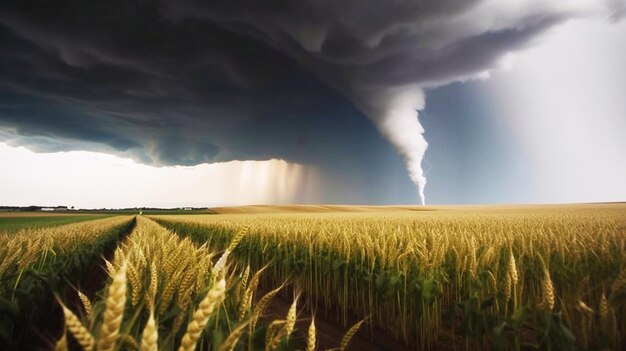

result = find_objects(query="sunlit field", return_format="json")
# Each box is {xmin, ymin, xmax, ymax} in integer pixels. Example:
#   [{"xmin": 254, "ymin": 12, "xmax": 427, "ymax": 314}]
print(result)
[
  {"xmin": 152, "ymin": 204, "xmax": 626, "ymax": 350},
  {"xmin": 1, "ymin": 204, "xmax": 624, "ymax": 350}
]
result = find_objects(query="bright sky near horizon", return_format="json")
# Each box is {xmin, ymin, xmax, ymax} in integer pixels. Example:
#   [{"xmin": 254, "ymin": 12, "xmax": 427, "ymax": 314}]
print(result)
[{"xmin": 0, "ymin": 143, "xmax": 319, "ymax": 208}]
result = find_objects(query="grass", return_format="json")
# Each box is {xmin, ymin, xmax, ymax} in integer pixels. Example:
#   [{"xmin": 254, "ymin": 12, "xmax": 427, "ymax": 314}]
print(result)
[{"xmin": 0, "ymin": 214, "xmax": 111, "ymax": 233}]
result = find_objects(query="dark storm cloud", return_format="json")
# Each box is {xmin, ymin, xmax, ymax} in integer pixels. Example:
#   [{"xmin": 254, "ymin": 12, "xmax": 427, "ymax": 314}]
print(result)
[
  {"xmin": 0, "ymin": 0, "xmax": 334, "ymax": 165},
  {"xmin": 0, "ymin": 0, "xmax": 618, "ymax": 171}
]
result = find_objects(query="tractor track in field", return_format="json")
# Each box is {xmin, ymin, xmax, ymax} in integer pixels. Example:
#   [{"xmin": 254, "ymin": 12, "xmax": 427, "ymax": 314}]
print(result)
[{"xmin": 30, "ymin": 216, "xmax": 137, "ymax": 351}]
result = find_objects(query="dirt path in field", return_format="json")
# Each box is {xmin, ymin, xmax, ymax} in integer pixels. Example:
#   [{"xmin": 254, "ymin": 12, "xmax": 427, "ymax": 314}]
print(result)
[
  {"xmin": 30, "ymin": 217, "xmax": 136, "ymax": 351},
  {"xmin": 77, "ymin": 222, "xmax": 135, "ymax": 299}
]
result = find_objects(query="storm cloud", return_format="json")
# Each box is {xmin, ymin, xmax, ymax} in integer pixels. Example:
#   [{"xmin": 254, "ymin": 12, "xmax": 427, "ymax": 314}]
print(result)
[{"xmin": 0, "ymin": 0, "xmax": 620, "ymax": 201}]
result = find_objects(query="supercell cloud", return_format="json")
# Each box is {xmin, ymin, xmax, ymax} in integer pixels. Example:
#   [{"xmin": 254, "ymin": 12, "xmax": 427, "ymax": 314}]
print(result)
[{"xmin": 0, "ymin": 0, "xmax": 620, "ymax": 203}]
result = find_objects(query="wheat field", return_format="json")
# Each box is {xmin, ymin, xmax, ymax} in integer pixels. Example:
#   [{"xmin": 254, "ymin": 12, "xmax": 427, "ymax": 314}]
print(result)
[
  {"xmin": 152, "ymin": 204, "xmax": 626, "ymax": 349},
  {"xmin": 53, "ymin": 216, "xmax": 358, "ymax": 351},
  {"xmin": 1, "ymin": 204, "xmax": 625, "ymax": 350}
]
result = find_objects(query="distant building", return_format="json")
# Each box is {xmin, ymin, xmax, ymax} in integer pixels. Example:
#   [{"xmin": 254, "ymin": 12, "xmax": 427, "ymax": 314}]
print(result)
[
  {"xmin": 183, "ymin": 207, "xmax": 193, "ymax": 211},
  {"xmin": 41, "ymin": 207, "xmax": 54, "ymax": 211}
]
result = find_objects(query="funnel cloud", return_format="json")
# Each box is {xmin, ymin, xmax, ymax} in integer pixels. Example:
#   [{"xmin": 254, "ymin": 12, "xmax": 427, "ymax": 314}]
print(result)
[{"xmin": 0, "ymin": 0, "xmax": 622, "ymax": 203}]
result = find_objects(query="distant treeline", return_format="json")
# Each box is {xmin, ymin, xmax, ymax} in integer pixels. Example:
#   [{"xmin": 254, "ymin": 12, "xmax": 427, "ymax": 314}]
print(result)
[{"xmin": 0, "ymin": 206, "xmax": 52, "ymax": 211}]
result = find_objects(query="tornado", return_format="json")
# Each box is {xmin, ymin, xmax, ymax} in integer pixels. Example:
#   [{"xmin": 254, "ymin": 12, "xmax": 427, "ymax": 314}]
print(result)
[{"xmin": 355, "ymin": 86, "xmax": 428, "ymax": 205}]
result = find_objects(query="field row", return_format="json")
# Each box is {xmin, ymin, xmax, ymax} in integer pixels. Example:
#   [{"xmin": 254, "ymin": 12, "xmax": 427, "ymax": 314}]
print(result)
[{"xmin": 0, "ymin": 216, "xmax": 135, "ymax": 349}]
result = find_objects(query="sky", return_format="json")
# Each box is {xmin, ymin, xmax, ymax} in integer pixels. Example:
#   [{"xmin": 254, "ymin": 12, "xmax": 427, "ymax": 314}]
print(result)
[
  {"xmin": 0, "ymin": 1, "xmax": 625, "ymax": 208},
  {"xmin": 422, "ymin": 17, "xmax": 626, "ymax": 204}
]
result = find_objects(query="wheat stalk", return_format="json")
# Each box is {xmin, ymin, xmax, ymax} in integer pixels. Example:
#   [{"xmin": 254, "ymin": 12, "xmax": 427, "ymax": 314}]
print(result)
[
  {"xmin": 60, "ymin": 303, "xmax": 94, "ymax": 351},
  {"xmin": 178, "ymin": 277, "xmax": 226, "ymax": 351},
  {"xmin": 54, "ymin": 327, "xmax": 68, "ymax": 351},
  {"xmin": 218, "ymin": 319, "xmax": 251, "ymax": 351},
  {"xmin": 542, "ymin": 269, "xmax": 555, "ymax": 311},
  {"xmin": 77, "ymin": 289, "xmax": 92, "ymax": 318},
  {"xmin": 503, "ymin": 272, "xmax": 512, "ymax": 304},
  {"xmin": 251, "ymin": 285, "xmax": 283, "ymax": 329},
  {"xmin": 127, "ymin": 263, "xmax": 142, "ymax": 307},
  {"xmin": 226, "ymin": 224, "xmax": 251, "ymax": 252},
  {"xmin": 307, "ymin": 318, "xmax": 316, "ymax": 351},
  {"xmin": 238, "ymin": 288, "xmax": 252, "ymax": 321},
  {"xmin": 213, "ymin": 249, "xmax": 230, "ymax": 276},
  {"xmin": 241, "ymin": 265, "xmax": 251, "ymax": 289},
  {"xmin": 97, "ymin": 262, "xmax": 128, "ymax": 351},
  {"xmin": 600, "ymin": 292, "xmax": 610, "ymax": 329},
  {"xmin": 149, "ymin": 261, "xmax": 158, "ymax": 302},
  {"xmin": 140, "ymin": 308, "xmax": 158, "ymax": 351},
  {"xmin": 285, "ymin": 297, "xmax": 298, "ymax": 338},
  {"xmin": 610, "ymin": 267, "xmax": 626, "ymax": 302},
  {"xmin": 340, "ymin": 319, "xmax": 365, "ymax": 351},
  {"xmin": 507, "ymin": 251, "xmax": 518, "ymax": 286},
  {"xmin": 578, "ymin": 300, "xmax": 593, "ymax": 315},
  {"xmin": 159, "ymin": 269, "xmax": 182, "ymax": 316},
  {"xmin": 264, "ymin": 320, "xmax": 287, "ymax": 351}
]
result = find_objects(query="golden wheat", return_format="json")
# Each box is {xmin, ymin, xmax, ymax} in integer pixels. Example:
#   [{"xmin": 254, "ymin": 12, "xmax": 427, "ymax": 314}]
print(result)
[
  {"xmin": 340, "ymin": 319, "xmax": 365, "ymax": 351},
  {"xmin": 542, "ymin": 269, "xmax": 555, "ymax": 311},
  {"xmin": 150, "ymin": 204, "xmax": 626, "ymax": 349},
  {"xmin": 97, "ymin": 262, "xmax": 127, "ymax": 351},
  {"xmin": 307, "ymin": 318, "xmax": 316, "ymax": 351},
  {"xmin": 178, "ymin": 277, "xmax": 226, "ymax": 351},
  {"xmin": 140, "ymin": 308, "xmax": 158, "ymax": 351},
  {"xmin": 60, "ymin": 303, "xmax": 94, "ymax": 351},
  {"xmin": 77, "ymin": 290, "xmax": 92, "ymax": 318}
]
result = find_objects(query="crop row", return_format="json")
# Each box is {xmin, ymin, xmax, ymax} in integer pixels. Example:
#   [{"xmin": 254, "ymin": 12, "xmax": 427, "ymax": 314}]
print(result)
[
  {"xmin": 55, "ymin": 216, "xmax": 359, "ymax": 351},
  {"xmin": 0, "ymin": 216, "xmax": 135, "ymax": 349}
]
